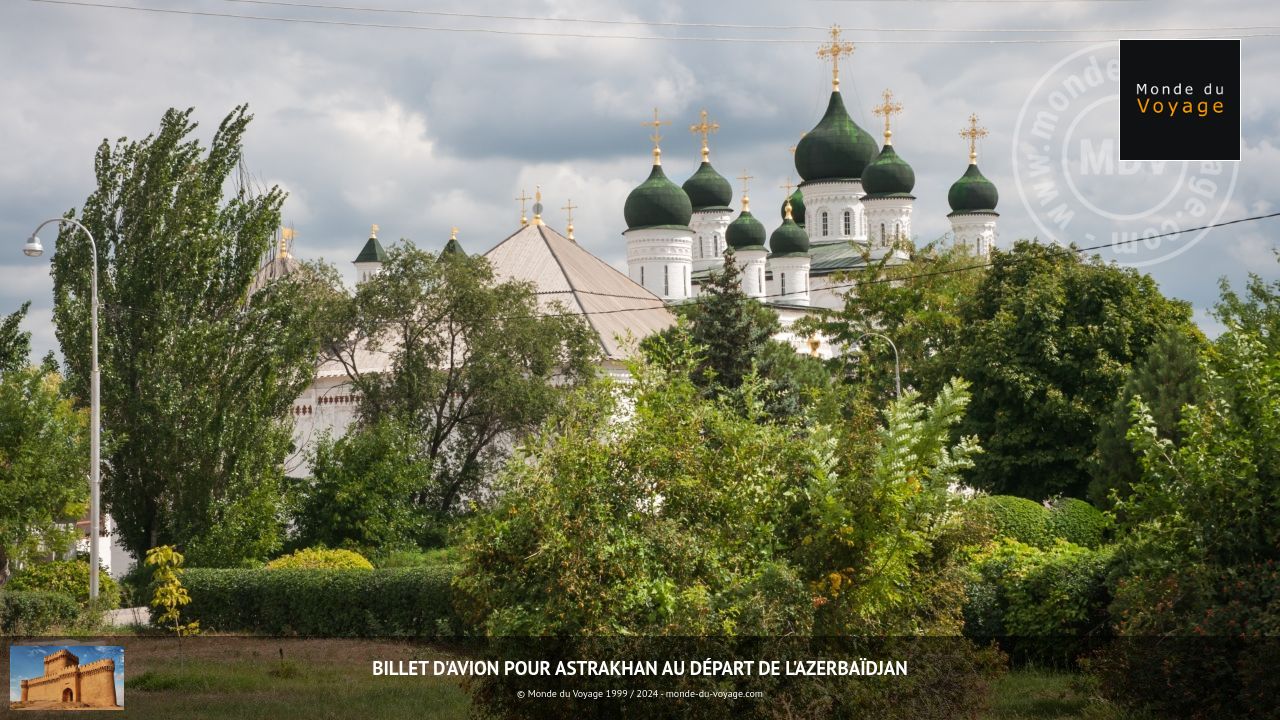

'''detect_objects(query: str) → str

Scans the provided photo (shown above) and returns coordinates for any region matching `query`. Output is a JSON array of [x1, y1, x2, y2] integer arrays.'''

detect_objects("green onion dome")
[[624, 163, 694, 230], [861, 144, 916, 197], [681, 161, 733, 212], [726, 206, 767, 250], [769, 213, 810, 257], [947, 163, 999, 213], [780, 188, 806, 228], [794, 92, 879, 182]]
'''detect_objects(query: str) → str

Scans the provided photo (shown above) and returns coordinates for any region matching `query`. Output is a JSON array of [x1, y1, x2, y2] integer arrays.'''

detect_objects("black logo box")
[[1119, 39, 1240, 161]]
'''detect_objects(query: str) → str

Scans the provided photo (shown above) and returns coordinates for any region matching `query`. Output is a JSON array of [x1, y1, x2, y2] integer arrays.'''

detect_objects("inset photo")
[[9, 645, 124, 711]]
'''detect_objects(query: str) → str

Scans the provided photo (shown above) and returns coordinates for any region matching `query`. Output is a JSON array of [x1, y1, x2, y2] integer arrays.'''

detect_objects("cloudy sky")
[[3, 0, 1278, 359]]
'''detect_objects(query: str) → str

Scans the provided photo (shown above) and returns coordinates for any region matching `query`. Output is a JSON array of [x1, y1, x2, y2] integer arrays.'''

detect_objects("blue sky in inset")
[[9, 645, 124, 704]]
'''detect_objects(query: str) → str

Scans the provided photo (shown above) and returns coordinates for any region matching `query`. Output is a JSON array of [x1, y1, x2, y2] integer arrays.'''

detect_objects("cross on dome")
[[642, 107, 671, 164], [873, 89, 903, 145], [737, 170, 754, 211], [960, 113, 989, 164], [515, 189, 532, 226], [689, 109, 719, 162], [817, 25, 855, 91], [562, 198, 577, 240]]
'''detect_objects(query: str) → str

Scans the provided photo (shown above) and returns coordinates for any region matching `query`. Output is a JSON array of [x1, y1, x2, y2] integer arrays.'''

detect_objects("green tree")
[[644, 250, 829, 419], [0, 367, 89, 579], [956, 241, 1192, 499], [321, 243, 598, 516], [50, 107, 328, 566], [292, 419, 429, 553], [1089, 326, 1205, 508], [0, 303, 33, 377], [802, 241, 985, 403]]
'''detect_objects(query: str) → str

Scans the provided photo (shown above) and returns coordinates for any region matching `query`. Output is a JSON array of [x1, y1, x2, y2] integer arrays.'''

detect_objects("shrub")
[[1046, 497, 1111, 548], [6, 560, 120, 609], [183, 566, 459, 635], [965, 538, 1114, 664], [970, 495, 1052, 548], [0, 591, 79, 634], [266, 547, 373, 570], [376, 547, 459, 569]]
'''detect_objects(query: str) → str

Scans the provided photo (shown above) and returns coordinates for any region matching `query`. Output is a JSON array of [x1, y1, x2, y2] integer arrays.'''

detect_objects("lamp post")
[[24, 218, 101, 601], [856, 332, 901, 399]]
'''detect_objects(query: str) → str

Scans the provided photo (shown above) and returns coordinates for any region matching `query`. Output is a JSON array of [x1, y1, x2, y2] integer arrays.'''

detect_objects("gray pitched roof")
[[482, 224, 675, 360], [354, 236, 387, 263]]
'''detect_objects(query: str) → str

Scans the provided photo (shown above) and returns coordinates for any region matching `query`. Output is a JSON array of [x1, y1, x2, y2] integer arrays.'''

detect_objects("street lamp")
[[24, 218, 102, 601], [856, 332, 901, 399]]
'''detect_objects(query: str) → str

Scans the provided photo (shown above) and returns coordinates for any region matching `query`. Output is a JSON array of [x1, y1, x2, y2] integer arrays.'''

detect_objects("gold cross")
[[450, 226, 458, 240], [960, 113, 988, 164], [780, 178, 797, 220], [737, 171, 753, 211], [515, 189, 531, 226], [643, 107, 671, 163], [689, 109, 719, 162], [816, 25, 855, 91], [873, 89, 903, 145], [370, 223, 379, 239], [562, 199, 577, 240], [279, 226, 295, 258]]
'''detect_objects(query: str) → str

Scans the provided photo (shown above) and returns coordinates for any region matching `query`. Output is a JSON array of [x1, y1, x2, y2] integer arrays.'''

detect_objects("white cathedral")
[[280, 29, 1002, 476]]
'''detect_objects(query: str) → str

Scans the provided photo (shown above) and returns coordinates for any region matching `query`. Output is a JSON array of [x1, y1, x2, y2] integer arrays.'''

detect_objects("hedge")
[[184, 566, 461, 636], [970, 495, 1052, 547], [266, 547, 374, 570], [1046, 497, 1110, 548], [0, 591, 79, 635]]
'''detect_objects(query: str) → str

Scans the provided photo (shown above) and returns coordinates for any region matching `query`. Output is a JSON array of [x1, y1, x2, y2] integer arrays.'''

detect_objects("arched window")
[[781, 273, 787, 297], [880, 223, 886, 243], [843, 210, 852, 236], [664, 265, 670, 296], [640, 266, 645, 286], [895, 222, 901, 240], [821, 212, 829, 236], [684, 266, 689, 296], [758, 268, 764, 294]]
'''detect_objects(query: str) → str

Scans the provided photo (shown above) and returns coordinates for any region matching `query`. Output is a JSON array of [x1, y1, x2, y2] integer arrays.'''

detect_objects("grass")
[[983, 669, 1144, 720]]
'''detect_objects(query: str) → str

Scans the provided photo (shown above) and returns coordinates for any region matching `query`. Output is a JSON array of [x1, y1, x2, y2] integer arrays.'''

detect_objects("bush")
[[0, 591, 79, 634], [1046, 497, 1111, 548], [265, 547, 373, 570], [183, 566, 459, 635], [376, 547, 459, 569], [6, 560, 120, 609], [970, 496, 1052, 548], [965, 539, 1114, 664]]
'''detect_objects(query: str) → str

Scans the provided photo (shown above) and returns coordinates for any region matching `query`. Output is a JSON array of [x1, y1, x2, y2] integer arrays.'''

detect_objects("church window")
[[684, 266, 688, 296], [758, 268, 764, 294], [843, 210, 852, 236], [664, 265, 670, 296], [821, 212, 829, 236], [781, 273, 786, 296], [895, 222, 901, 240], [640, 266, 645, 286], [880, 223, 886, 242]]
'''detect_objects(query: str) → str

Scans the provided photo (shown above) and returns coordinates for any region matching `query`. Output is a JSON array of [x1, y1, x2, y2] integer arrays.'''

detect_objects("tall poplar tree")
[[51, 107, 327, 566]]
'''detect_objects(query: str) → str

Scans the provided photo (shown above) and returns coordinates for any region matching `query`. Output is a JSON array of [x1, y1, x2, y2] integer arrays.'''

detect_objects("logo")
[[1013, 43, 1238, 267], [10, 645, 124, 711]]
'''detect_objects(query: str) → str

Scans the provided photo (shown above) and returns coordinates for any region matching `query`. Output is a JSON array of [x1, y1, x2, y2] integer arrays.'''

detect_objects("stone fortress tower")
[[16, 649, 119, 709]]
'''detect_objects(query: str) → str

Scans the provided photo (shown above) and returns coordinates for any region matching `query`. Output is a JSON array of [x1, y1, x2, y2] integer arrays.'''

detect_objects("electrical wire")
[[25, 0, 1280, 43]]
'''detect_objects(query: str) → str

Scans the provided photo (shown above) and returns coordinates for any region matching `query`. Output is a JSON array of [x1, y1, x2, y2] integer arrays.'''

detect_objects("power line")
[[216, 0, 1280, 35], [26, 1, 1280, 43]]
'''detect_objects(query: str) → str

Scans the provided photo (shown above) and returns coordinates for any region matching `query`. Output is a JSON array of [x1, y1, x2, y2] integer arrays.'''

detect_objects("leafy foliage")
[[0, 367, 89, 579], [266, 547, 373, 570], [970, 496, 1051, 548], [1096, 270, 1280, 718], [320, 242, 598, 515], [1090, 326, 1204, 509], [182, 566, 459, 636], [0, 302, 34, 378], [146, 545, 199, 637], [51, 107, 329, 567], [291, 420, 429, 553], [6, 560, 119, 609], [964, 539, 1114, 662], [0, 591, 79, 635], [956, 241, 1193, 500], [1045, 497, 1110, 549], [800, 241, 984, 404]]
